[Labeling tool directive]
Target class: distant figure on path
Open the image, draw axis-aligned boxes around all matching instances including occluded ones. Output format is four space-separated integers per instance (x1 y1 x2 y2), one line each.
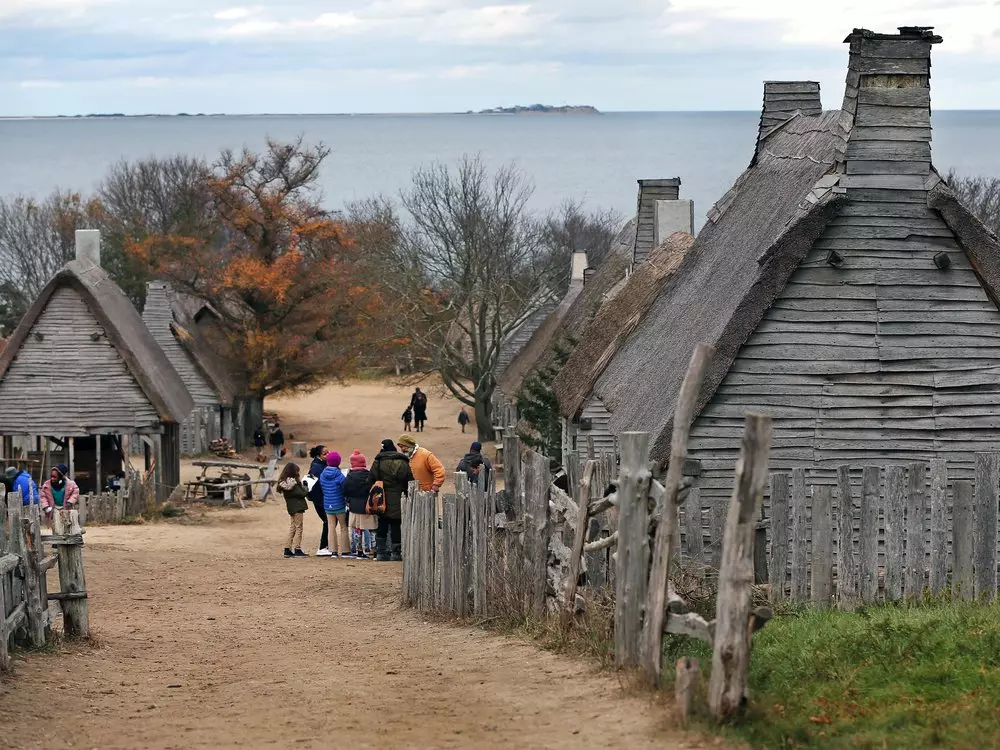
253 425 267 461
269 423 285 460
410 388 428 432
402 406 413 433
276 462 309 558
397 434 445 494
307 445 331 556
458 408 470 433
371 438 415 562
40 464 79 529
320 451 350 558
456 442 493 487
344 451 377 559
5 465 38 506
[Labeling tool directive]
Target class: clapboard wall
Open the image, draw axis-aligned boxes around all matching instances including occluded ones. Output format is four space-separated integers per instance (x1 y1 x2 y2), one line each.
495 301 557 377
633 179 681 265
574 395 618 458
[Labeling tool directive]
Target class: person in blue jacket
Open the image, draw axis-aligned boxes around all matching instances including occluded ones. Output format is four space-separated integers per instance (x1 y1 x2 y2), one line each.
319 451 350 558
5 465 39 505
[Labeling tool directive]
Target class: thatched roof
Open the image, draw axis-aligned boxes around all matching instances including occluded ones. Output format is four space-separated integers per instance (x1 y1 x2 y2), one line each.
169 291 243 404
0 261 194 425
554 230 695 419
497 217 636 397
588 111 849 460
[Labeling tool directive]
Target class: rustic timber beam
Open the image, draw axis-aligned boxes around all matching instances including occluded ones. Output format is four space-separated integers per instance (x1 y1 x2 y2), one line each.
582 531 617 553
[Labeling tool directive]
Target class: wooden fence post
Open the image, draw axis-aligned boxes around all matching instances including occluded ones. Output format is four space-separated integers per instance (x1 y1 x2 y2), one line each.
615 432 651 669
522 449 551 619
455 482 470 618
973 453 998 602
708 413 773 722
768 473 789 602
20 504 46 648
440 493 457 612
837 466 858 606
884 466 906 602
563 461 596 624
811 485 834 607
859 466 881 604
951 480 975 600
928 459 948 596
905 463 927 598
790 468 808 602
641 343 711 685
401 487 414 606
683 477 704 568
55 510 88 637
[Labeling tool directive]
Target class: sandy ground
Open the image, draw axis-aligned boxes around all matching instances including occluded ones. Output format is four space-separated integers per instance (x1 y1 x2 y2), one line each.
0 380 715 749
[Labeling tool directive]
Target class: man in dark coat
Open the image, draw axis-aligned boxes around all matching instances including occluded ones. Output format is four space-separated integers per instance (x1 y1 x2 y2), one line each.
456 441 493 487
410 388 428 433
370 438 415 561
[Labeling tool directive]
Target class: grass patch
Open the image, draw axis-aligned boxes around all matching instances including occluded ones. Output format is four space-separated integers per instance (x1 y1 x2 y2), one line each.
716 602 1000 749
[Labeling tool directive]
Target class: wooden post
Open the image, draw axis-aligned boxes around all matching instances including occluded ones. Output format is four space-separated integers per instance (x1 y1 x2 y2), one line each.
440 493 456 612
522 449 550 618
810 485 834 607
455 482 470 618
928 459 948 596
640 344 711 685
790 468 808 602
836 466 858 606
859 466 881 603
683 477 704 568
884 465 906 602
57 510 89 637
68 436 76 481
951 480 975 600
768 473 789 601
20 504 46 647
401 489 413 606
905 463 927 598
708 413 773 722
675 658 700 729
95 434 103 497
973 453 998 602
563 460 596 625
615 432 651 669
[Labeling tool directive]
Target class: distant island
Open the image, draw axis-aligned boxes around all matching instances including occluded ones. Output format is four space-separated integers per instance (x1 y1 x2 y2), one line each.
474 104 600 115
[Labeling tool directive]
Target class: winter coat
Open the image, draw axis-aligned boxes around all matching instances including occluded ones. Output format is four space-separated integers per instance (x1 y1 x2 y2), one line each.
319 466 347 514
40 478 80 514
409 446 446 492
307 457 326 504
410 391 428 420
343 469 375 516
269 429 285 447
456 452 492 486
370 451 414 520
277 477 309 515
11 471 39 506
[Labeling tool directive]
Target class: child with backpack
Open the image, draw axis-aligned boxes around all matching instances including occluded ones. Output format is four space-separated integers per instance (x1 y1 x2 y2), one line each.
276 462 309 558
402 406 413 433
343 450 377 559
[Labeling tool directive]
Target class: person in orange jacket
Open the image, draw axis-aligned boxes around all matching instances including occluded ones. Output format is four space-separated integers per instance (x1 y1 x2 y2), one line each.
396 434 445 493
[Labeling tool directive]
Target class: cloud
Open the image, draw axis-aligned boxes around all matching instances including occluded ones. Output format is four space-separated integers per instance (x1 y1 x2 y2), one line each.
213 7 253 21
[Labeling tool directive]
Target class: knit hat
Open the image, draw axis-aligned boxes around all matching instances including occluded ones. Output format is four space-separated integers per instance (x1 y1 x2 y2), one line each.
397 434 417 449
54 464 69 477
380 439 396 453
326 451 342 467
470 442 482 453
350 450 367 470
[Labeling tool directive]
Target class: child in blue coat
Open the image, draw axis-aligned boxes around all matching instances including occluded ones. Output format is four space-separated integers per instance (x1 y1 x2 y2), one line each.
319 451 350 558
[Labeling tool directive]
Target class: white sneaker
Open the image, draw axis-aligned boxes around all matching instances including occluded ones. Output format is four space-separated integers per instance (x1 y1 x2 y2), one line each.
316 548 333 557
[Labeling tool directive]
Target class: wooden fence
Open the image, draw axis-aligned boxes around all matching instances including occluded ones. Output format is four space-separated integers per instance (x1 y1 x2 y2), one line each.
1 488 90 674
770 457 1000 606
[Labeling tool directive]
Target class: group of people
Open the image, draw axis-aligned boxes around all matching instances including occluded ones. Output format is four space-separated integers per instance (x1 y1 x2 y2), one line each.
402 387 429 433
253 422 287 461
2 463 80 528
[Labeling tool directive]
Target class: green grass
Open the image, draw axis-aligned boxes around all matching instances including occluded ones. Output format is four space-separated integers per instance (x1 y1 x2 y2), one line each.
689 602 1000 749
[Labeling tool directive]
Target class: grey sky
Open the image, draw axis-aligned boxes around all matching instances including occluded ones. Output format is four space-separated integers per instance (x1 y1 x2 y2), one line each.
1 0 997 115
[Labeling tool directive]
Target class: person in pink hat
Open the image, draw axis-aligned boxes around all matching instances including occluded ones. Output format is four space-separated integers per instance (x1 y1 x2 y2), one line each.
343 450 377 558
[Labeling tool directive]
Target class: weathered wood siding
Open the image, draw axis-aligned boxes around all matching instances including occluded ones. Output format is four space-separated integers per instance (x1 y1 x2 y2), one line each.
634 179 681 265
143 283 220 454
576 395 618 457
0 285 160 435
760 81 822 133
495 301 556 377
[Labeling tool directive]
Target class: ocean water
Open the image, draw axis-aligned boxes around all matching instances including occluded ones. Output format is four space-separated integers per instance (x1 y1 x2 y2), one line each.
0 110 997 225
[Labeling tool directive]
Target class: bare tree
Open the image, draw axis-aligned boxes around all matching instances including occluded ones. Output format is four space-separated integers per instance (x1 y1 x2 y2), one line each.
947 170 1000 236
541 199 622 293
370 156 561 440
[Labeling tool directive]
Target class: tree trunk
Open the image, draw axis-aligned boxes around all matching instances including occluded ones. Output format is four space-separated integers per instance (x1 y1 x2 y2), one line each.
475 389 494 442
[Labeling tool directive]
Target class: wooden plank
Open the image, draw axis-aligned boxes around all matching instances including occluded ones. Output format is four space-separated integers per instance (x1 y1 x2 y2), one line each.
884 466 907 602
973 453 998 602
857 87 931 106
641 343 711 685
440 493 456 612
522 449 550 619
790 468 809 601
708 414 773 721
928 459 948 596
56 511 88 637
859 466 881 603
615 432 651 669
855 57 929 75
811 485 834 606
905 463 927 598
21 504 46 647
562 461 595 624
836 466 858 606
683 481 704 567
768 473 789 601
952 480 975 600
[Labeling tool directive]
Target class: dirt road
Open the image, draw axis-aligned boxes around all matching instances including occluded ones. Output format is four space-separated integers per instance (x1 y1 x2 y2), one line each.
0 381 711 749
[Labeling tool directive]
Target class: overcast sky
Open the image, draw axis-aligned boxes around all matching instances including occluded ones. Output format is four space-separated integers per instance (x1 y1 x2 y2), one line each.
1 0 998 115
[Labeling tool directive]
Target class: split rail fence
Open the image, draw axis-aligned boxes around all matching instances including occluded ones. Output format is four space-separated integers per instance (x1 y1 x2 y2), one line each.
0 487 90 675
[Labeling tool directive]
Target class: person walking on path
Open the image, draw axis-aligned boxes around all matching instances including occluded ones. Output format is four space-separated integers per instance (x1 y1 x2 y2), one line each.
40 464 79 530
456 442 493 487
402 406 413 433
5 465 39 506
269 423 286 460
410 388 428 433
371 439 414 562
458 408 470 433
396 434 445 493
344 451 377 559
306 445 331 556
277 463 310 558
253 425 267 462
320 451 350 558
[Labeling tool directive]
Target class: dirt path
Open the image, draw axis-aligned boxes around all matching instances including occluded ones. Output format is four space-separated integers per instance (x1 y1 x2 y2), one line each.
0 380 714 749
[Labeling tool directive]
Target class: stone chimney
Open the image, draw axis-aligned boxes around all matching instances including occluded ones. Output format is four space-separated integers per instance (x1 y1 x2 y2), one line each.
633 178 682 266
840 26 942 185
583 267 596 286
75 229 101 268
571 252 588 282
759 81 822 139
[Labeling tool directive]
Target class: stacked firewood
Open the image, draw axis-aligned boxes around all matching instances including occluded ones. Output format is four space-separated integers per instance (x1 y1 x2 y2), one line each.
210 438 238 458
